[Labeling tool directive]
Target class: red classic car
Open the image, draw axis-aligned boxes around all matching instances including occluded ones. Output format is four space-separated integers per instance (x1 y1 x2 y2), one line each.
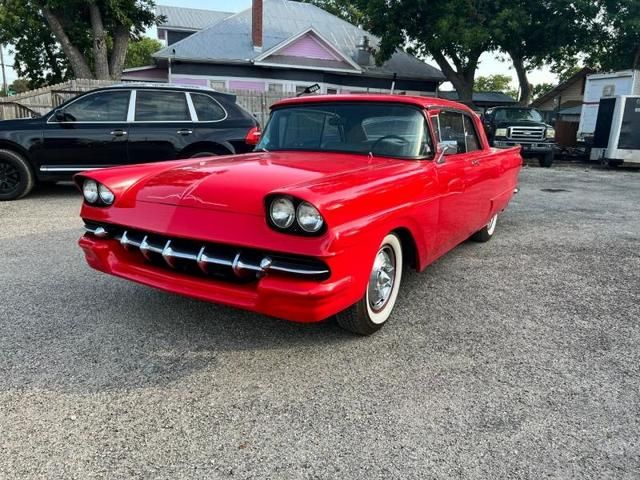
77 94 522 335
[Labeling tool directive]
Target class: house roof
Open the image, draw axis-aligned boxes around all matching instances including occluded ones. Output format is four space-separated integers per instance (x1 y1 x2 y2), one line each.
438 91 517 104
530 67 595 108
154 0 444 82
156 5 233 31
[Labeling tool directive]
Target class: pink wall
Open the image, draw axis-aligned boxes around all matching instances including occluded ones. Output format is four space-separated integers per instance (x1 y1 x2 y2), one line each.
173 77 208 87
279 35 340 61
228 80 266 91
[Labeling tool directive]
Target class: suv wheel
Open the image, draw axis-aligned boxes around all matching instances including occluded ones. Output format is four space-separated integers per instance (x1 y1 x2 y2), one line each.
0 149 35 201
539 152 554 168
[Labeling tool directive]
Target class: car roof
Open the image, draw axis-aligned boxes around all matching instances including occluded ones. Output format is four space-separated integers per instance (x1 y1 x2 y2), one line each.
88 83 236 100
273 94 475 113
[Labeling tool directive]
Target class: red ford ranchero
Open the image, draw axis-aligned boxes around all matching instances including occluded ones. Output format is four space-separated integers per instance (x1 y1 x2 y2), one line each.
77 94 522 335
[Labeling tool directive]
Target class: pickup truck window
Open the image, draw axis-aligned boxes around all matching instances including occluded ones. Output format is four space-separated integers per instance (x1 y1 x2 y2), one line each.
437 111 481 153
494 108 543 122
258 103 432 159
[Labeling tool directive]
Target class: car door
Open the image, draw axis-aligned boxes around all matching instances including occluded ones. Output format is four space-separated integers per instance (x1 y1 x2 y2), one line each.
37 89 131 173
431 110 470 255
127 89 196 163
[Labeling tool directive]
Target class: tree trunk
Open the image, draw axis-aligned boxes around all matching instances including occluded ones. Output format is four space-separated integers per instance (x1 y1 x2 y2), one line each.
87 1 109 79
41 6 94 79
109 25 130 80
510 51 531 106
430 49 479 105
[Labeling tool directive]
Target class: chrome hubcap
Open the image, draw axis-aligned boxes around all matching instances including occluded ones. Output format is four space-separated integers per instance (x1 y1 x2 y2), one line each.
367 246 396 312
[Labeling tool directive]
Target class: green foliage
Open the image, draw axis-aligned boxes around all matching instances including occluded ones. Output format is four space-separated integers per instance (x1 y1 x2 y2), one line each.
587 0 640 70
474 75 515 93
302 0 365 26
9 78 31 94
531 83 555 101
0 0 162 82
124 37 161 69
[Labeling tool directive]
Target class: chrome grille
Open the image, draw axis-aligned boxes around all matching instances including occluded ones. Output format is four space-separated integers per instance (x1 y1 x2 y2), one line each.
508 126 545 141
84 222 330 281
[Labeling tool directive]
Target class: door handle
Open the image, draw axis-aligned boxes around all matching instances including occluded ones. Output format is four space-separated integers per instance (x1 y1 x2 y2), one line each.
471 159 480 166
110 129 127 137
177 129 193 135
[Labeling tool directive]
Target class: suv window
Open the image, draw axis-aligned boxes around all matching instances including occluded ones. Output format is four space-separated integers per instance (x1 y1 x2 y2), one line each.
62 90 130 122
190 93 226 121
135 90 190 121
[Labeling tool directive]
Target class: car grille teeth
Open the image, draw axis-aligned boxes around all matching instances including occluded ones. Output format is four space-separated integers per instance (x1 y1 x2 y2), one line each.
508 126 545 141
84 222 330 281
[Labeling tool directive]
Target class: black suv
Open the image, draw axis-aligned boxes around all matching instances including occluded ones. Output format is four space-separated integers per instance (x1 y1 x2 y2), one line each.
0 84 260 200
482 106 556 167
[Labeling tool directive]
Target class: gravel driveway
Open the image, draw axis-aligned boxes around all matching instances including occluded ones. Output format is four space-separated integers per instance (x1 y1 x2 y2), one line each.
1 165 639 479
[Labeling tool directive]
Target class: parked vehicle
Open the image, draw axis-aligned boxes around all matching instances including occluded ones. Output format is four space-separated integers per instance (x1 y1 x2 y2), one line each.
77 94 522 335
590 95 640 166
482 106 556 167
0 84 260 201
577 70 640 148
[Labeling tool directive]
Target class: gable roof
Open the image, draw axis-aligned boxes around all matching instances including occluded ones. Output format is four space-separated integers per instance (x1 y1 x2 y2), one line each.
156 5 233 31
530 67 595 108
154 0 444 82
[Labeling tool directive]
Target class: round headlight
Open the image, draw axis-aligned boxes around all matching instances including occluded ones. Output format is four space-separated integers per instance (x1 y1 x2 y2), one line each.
270 197 295 229
83 179 99 204
296 201 324 233
98 184 115 205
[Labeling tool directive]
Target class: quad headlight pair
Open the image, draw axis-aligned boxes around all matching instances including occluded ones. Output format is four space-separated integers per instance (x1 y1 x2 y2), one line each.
82 179 115 206
269 196 324 234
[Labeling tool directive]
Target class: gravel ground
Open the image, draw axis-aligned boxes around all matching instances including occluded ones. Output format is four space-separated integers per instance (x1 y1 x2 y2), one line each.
1 165 639 479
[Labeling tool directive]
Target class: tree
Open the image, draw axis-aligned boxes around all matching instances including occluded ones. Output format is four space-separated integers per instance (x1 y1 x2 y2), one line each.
587 0 640 70
474 74 518 99
9 78 31 94
0 0 72 87
124 37 161 69
492 0 597 106
0 0 163 82
531 83 555 101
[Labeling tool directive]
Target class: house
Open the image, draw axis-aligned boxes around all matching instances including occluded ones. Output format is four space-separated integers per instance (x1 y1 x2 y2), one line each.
531 67 595 146
156 5 233 46
531 67 595 122
123 0 444 95
438 91 517 111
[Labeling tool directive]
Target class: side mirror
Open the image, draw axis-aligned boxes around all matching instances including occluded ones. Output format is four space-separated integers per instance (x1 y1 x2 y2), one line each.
435 141 458 164
53 109 66 122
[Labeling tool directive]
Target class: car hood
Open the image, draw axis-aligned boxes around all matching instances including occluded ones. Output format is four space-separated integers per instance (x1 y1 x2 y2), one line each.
495 120 551 129
129 151 411 215
0 117 43 129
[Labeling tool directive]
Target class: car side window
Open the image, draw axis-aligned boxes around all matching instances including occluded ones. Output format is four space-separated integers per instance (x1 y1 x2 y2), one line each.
438 111 466 153
463 115 481 152
190 93 226 122
62 90 130 122
135 91 190 122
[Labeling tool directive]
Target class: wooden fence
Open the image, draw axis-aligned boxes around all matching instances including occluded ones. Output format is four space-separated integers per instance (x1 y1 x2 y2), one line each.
0 80 293 124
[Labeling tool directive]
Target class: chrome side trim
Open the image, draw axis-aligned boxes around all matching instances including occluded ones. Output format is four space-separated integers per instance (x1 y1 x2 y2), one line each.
41 166 107 172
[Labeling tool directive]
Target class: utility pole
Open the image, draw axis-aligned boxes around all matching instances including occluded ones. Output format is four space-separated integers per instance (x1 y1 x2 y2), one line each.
0 44 7 96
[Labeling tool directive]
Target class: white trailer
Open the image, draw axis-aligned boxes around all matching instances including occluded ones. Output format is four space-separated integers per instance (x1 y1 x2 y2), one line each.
590 95 640 166
577 70 640 142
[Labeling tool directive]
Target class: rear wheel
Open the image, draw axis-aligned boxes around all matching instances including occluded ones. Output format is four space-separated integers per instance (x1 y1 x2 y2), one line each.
471 213 497 243
0 149 35 201
336 234 403 335
190 151 217 159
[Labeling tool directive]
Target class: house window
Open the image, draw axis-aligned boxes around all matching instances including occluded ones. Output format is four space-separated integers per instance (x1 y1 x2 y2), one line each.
209 80 226 91
268 83 284 94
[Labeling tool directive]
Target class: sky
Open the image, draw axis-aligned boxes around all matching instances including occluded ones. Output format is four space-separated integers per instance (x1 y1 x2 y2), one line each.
0 0 557 91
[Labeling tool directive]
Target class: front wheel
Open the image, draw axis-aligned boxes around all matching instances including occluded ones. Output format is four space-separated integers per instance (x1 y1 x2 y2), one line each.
539 152 554 168
335 234 403 335
0 149 35 201
471 213 498 243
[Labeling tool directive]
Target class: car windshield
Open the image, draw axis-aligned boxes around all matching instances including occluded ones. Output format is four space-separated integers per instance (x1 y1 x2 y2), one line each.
494 108 543 122
257 103 432 158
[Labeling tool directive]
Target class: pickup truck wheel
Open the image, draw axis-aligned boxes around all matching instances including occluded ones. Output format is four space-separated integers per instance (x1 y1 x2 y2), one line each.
539 152 554 168
336 234 403 335
0 149 35 201
190 151 217 158
471 214 497 242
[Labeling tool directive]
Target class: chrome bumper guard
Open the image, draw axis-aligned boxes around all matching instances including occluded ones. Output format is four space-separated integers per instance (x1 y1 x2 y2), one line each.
83 222 330 281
